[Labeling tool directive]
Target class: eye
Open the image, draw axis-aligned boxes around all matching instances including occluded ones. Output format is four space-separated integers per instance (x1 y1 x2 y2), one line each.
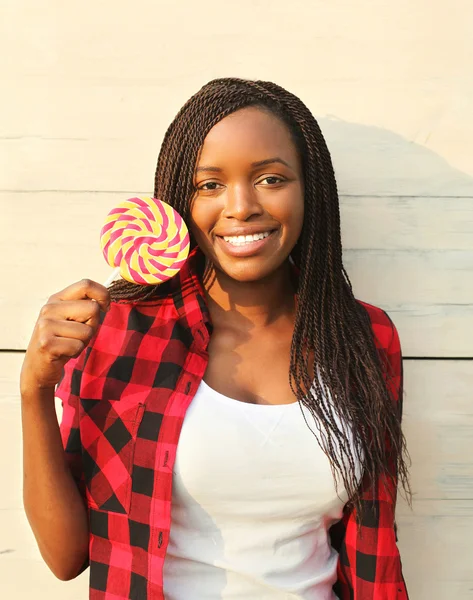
198 181 222 191
259 176 285 185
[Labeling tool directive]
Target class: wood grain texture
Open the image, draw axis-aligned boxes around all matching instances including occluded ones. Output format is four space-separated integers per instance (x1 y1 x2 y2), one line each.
401 360 473 500
3 192 472 356
1 1 473 196
2 0 473 596
3 122 473 197
397 500 473 600
2 354 472 600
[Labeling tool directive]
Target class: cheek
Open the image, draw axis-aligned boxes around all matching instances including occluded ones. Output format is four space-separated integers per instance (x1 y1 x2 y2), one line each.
279 194 304 239
189 202 219 251
189 202 211 235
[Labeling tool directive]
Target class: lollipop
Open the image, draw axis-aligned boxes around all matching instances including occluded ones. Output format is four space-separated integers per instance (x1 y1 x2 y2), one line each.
100 197 190 286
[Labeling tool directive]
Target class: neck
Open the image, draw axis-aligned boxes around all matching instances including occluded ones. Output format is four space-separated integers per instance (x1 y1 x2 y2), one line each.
203 260 296 330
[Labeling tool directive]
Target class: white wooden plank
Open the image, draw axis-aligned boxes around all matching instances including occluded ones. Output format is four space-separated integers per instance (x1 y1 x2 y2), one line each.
2 192 114 350
5 358 472 505
2 0 471 90
2 0 473 596
345 250 472 306
2 354 473 599
397 499 473 600
4 357 473 504
1 2 473 194
5 358 473 505
2 193 472 354
389 306 473 360
341 196 473 251
402 360 473 500
1 137 158 196
2 112 473 197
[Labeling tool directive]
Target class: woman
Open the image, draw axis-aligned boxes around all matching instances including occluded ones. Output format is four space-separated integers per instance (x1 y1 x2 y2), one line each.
21 77 410 599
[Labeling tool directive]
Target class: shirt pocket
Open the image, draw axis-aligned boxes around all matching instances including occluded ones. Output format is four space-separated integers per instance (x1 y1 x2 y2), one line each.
80 396 146 514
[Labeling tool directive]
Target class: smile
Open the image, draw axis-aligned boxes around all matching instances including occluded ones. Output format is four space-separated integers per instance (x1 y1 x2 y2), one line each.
215 229 278 258
222 231 272 246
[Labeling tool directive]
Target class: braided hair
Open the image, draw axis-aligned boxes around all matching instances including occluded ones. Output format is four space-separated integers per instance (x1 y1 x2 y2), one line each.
111 77 411 518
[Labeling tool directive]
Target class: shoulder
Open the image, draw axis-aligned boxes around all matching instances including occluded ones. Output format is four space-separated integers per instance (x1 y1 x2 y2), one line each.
355 300 403 411
355 298 399 352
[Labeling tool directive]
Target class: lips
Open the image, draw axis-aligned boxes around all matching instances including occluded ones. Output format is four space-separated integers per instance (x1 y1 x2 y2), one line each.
221 231 272 245
215 229 278 257
215 225 277 236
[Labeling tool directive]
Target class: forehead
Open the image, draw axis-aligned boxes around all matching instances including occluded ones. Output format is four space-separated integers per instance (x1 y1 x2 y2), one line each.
197 107 299 165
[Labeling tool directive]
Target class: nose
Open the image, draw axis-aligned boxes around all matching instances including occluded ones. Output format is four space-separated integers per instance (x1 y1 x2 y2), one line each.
222 183 264 221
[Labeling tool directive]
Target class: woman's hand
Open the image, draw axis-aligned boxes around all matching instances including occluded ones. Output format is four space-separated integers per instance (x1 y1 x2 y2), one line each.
21 279 110 392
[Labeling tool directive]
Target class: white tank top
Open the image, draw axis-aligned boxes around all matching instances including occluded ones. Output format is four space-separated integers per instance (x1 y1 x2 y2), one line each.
163 378 360 600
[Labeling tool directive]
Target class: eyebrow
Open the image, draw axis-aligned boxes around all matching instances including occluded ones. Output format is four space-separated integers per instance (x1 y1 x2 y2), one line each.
195 156 292 174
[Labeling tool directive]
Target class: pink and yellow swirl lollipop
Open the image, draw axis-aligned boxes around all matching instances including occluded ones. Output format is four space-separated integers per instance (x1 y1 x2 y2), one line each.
100 197 190 286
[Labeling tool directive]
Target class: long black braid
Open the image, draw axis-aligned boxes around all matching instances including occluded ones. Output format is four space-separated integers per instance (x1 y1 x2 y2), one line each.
111 78 411 519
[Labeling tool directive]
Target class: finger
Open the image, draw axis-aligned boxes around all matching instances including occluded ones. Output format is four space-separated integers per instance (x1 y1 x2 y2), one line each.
38 335 86 361
41 319 96 345
40 299 101 327
49 279 111 313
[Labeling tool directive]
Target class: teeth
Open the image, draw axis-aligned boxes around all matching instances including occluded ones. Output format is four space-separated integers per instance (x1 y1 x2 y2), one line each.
222 231 271 245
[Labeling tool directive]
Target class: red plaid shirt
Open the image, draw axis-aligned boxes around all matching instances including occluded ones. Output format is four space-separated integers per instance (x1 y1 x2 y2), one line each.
56 247 408 600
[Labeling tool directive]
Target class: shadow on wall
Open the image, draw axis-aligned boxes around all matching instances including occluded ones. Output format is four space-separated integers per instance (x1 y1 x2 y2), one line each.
310 117 473 359
318 117 473 197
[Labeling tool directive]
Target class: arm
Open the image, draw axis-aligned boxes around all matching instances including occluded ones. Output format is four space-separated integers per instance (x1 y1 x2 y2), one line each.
20 280 109 580
21 384 89 580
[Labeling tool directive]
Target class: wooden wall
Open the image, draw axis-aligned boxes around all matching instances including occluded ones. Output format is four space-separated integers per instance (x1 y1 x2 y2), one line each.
1 1 472 598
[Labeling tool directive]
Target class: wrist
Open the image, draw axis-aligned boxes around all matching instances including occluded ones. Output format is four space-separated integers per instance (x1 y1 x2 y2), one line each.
20 381 56 404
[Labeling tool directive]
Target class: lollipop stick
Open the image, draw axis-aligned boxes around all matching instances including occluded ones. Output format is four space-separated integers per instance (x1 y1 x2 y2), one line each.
103 267 120 288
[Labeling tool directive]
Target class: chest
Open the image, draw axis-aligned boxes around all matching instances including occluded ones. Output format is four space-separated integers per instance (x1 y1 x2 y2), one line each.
204 327 297 405
173 381 348 519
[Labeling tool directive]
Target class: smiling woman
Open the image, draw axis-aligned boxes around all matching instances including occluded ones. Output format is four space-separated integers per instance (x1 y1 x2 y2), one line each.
21 77 411 600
